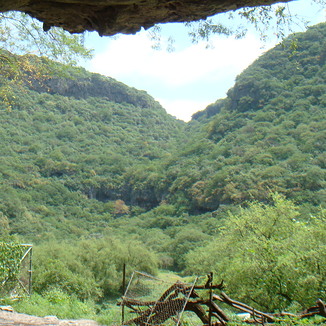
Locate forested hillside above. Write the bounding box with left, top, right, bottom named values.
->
left=133, top=22, right=326, bottom=213
left=0, top=23, right=325, bottom=323
left=0, top=53, right=185, bottom=240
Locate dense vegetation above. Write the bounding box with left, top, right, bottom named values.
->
left=0, top=53, right=184, bottom=240
left=138, top=22, right=326, bottom=213
left=0, top=23, right=325, bottom=324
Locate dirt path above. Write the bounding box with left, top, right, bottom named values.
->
left=0, top=311, right=99, bottom=326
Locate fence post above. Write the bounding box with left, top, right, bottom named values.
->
left=28, top=246, right=33, bottom=295
left=208, top=272, right=213, bottom=326
left=122, top=263, right=126, bottom=325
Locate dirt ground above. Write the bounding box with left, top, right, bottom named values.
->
left=0, top=310, right=99, bottom=326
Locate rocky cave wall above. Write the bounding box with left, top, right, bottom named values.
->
left=1, top=0, right=291, bottom=36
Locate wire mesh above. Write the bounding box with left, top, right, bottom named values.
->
left=17, top=245, right=32, bottom=296
left=0, top=244, right=32, bottom=299
left=121, top=271, right=198, bottom=326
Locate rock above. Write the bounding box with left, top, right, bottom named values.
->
left=0, top=311, right=99, bottom=325
left=0, top=0, right=291, bottom=36
left=237, top=312, right=251, bottom=320
left=0, top=306, right=14, bottom=312
left=44, top=315, right=59, bottom=322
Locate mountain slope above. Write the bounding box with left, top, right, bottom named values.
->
left=129, top=23, right=326, bottom=213
left=0, top=54, right=185, bottom=239
left=0, top=23, right=325, bottom=242
left=194, top=22, right=326, bottom=119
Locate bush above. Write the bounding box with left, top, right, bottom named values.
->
left=184, top=194, right=326, bottom=311
left=13, top=289, right=96, bottom=319
left=32, top=237, right=159, bottom=301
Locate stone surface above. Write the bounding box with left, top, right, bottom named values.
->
left=0, top=311, right=98, bottom=326
left=1, top=0, right=290, bottom=36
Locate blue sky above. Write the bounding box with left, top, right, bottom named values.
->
left=82, top=0, right=325, bottom=121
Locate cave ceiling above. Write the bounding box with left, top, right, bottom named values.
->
left=1, top=0, right=291, bottom=36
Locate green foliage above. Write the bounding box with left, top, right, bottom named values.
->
left=170, top=227, right=208, bottom=271
left=0, top=212, right=10, bottom=237
left=0, top=23, right=325, bottom=317
left=95, top=303, right=121, bottom=326
left=0, top=11, right=93, bottom=110
left=32, top=237, right=158, bottom=301
left=184, top=1, right=317, bottom=46
left=0, top=12, right=92, bottom=65
left=184, top=194, right=326, bottom=311
left=0, top=51, right=184, bottom=238
left=1, top=24, right=324, bottom=237
left=0, top=242, right=24, bottom=295
left=13, top=290, right=96, bottom=320
left=158, top=23, right=326, bottom=211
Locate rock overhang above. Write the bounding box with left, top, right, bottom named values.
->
left=1, top=0, right=291, bottom=36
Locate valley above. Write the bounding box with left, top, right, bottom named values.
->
left=0, top=23, right=325, bottom=325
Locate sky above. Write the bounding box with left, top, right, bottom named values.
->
left=83, top=0, right=325, bottom=121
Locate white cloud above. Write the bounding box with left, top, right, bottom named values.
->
left=88, top=30, right=271, bottom=120
left=84, top=0, right=324, bottom=121
left=90, top=32, right=265, bottom=87
left=157, top=98, right=213, bottom=122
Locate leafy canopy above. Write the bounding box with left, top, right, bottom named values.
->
left=0, top=242, right=24, bottom=294
left=184, top=194, right=326, bottom=311
left=0, top=21, right=325, bottom=319
left=150, top=0, right=325, bottom=50
left=0, top=12, right=93, bottom=65
left=0, top=12, right=94, bottom=110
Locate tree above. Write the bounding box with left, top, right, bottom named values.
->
left=32, top=238, right=159, bottom=301
left=150, top=0, right=324, bottom=51
left=0, top=12, right=93, bottom=110
left=0, top=212, right=10, bottom=237
left=170, top=227, right=208, bottom=271
left=0, top=12, right=92, bottom=65
left=0, top=242, right=24, bottom=296
left=184, top=194, right=326, bottom=312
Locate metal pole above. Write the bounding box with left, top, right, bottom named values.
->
left=176, top=276, right=198, bottom=326
left=28, top=246, right=33, bottom=295
left=121, top=263, right=126, bottom=325
left=208, top=272, right=213, bottom=326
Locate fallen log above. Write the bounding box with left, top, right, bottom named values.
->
left=120, top=275, right=325, bottom=326
left=214, top=292, right=275, bottom=323
left=123, top=298, right=187, bottom=326
left=208, top=300, right=229, bottom=322
left=118, top=297, right=157, bottom=306
left=316, top=299, right=326, bottom=317
left=185, top=301, right=209, bottom=324
left=300, top=299, right=326, bottom=319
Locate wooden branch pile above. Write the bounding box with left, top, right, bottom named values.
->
left=119, top=278, right=326, bottom=326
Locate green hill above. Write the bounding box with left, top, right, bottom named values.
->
left=1, top=22, right=325, bottom=238
left=0, top=22, right=325, bottom=237
left=0, top=23, right=325, bottom=318
left=132, top=22, right=326, bottom=213
left=0, top=53, right=185, bottom=240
